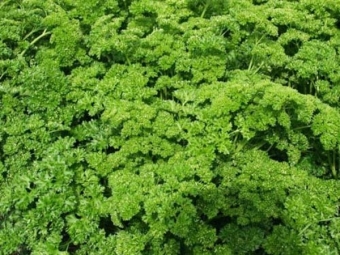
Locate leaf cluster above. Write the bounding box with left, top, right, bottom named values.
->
left=1, top=0, right=340, bottom=254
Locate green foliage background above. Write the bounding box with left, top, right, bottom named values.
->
left=1, top=0, right=340, bottom=254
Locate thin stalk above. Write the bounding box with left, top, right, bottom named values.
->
left=338, top=145, right=340, bottom=179
left=200, top=1, right=210, bottom=18
left=23, top=29, right=39, bottom=41
left=292, top=125, right=311, bottom=131
left=235, top=139, right=249, bottom=153
left=288, top=80, right=292, bottom=88
left=0, top=71, right=7, bottom=81
left=332, top=149, right=337, bottom=178
left=0, top=0, right=10, bottom=9
left=328, top=151, right=337, bottom=178
left=334, top=149, right=337, bottom=179
left=253, top=34, right=266, bottom=47
left=252, top=61, right=264, bottom=74
left=19, top=29, right=51, bottom=57
left=125, top=54, right=131, bottom=65
left=265, top=143, right=274, bottom=152
left=248, top=57, right=254, bottom=71
left=310, top=81, right=313, bottom=95
left=254, top=141, right=268, bottom=150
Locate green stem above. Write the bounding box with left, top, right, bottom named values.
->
left=252, top=61, right=264, bottom=74
left=310, top=81, right=313, bottom=95
left=23, top=29, right=39, bottom=41
left=248, top=57, right=253, bottom=71
left=292, top=125, right=311, bottom=131
left=125, top=54, right=131, bottom=65
left=333, top=149, right=337, bottom=179
left=0, top=0, right=10, bottom=9
left=200, top=1, right=210, bottom=18
left=19, top=29, right=51, bottom=57
left=328, top=151, right=337, bottom=178
left=338, top=145, right=340, bottom=179
left=0, top=71, right=7, bottom=81
left=235, top=139, right=249, bottom=153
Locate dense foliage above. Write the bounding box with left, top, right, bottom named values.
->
left=1, top=0, right=340, bottom=254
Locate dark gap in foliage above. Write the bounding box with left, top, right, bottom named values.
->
left=26, top=197, right=38, bottom=210
left=3, top=38, right=18, bottom=49
left=141, top=11, right=157, bottom=19
left=95, top=71, right=105, bottom=81
left=301, top=150, right=332, bottom=178
left=60, top=60, right=82, bottom=76
left=253, top=247, right=267, bottom=255
left=164, top=64, right=177, bottom=77
left=125, top=153, right=145, bottom=167
left=293, top=76, right=317, bottom=95
left=25, top=182, right=36, bottom=193
left=51, top=130, right=72, bottom=141
left=270, top=217, right=284, bottom=230
left=277, top=25, right=288, bottom=36
left=186, top=1, right=205, bottom=18
left=211, top=175, right=223, bottom=186
left=117, top=17, right=129, bottom=34
left=70, top=110, right=92, bottom=126
left=178, top=71, right=194, bottom=81
left=179, top=240, right=191, bottom=255
left=317, top=219, right=331, bottom=227
left=266, top=146, right=288, bottom=163
left=146, top=75, right=157, bottom=88
left=144, top=233, right=183, bottom=252
left=59, top=228, right=81, bottom=253
left=99, top=216, right=117, bottom=236
left=122, top=213, right=147, bottom=230
left=24, top=48, right=40, bottom=61
left=318, top=33, right=331, bottom=41
left=156, top=87, right=177, bottom=100
left=70, top=110, right=103, bottom=127
left=200, top=213, right=208, bottom=222
left=147, top=151, right=165, bottom=163
left=0, top=73, right=8, bottom=83
left=105, top=146, right=119, bottom=154
left=29, top=149, right=37, bottom=161
left=80, top=23, right=92, bottom=35
left=178, top=138, right=189, bottom=147
left=59, top=0, right=74, bottom=11
left=101, top=55, right=116, bottom=66
left=186, top=114, right=198, bottom=122
left=72, top=15, right=83, bottom=22
left=104, top=7, right=119, bottom=16
left=217, top=75, right=228, bottom=82
left=117, top=0, right=132, bottom=10
left=335, top=19, right=340, bottom=29
left=1, top=170, right=8, bottom=179
left=266, top=34, right=278, bottom=41
left=192, top=25, right=200, bottom=30
left=99, top=177, right=112, bottom=198
left=196, top=98, right=212, bottom=108
left=266, top=67, right=289, bottom=84
left=193, top=174, right=201, bottom=182
left=207, top=213, right=233, bottom=235
left=252, top=0, right=268, bottom=6
left=73, top=139, right=88, bottom=149
left=179, top=16, right=190, bottom=24
left=97, top=50, right=125, bottom=64
left=283, top=39, right=302, bottom=57
left=221, top=28, right=231, bottom=39
left=11, top=244, right=31, bottom=255
left=157, top=232, right=188, bottom=254
left=243, top=22, right=256, bottom=33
